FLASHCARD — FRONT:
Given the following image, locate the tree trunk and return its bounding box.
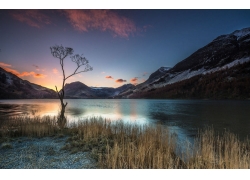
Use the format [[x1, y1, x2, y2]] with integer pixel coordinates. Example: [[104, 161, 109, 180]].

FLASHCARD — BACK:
[[57, 97, 67, 128]]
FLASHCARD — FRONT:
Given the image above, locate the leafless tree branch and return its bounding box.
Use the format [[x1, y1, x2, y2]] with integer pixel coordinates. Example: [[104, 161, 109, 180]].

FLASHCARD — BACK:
[[50, 45, 92, 128]]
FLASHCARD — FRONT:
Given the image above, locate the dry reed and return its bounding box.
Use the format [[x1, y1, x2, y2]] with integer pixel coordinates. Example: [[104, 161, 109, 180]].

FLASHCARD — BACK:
[[1, 116, 249, 169], [185, 127, 250, 168], [69, 118, 184, 168], [0, 116, 60, 138]]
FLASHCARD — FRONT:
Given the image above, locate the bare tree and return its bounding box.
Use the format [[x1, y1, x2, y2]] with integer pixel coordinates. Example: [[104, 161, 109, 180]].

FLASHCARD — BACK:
[[50, 45, 93, 128]]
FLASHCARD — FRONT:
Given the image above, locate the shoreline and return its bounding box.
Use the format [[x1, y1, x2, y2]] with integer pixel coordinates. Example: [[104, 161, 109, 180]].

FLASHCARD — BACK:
[[1, 116, 250, 169], [0, 136, 96, 169]]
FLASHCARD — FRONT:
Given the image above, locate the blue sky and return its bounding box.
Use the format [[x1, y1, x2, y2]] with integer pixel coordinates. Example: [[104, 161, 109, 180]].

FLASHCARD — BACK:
[[0, 9, 250, 89]]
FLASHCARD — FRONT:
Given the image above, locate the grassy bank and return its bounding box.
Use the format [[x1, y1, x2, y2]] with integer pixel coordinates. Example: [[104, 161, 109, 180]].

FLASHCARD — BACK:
[[0, 116, 249, 168]]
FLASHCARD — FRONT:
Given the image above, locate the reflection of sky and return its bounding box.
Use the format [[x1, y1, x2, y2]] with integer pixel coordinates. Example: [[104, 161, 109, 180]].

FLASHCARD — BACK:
[[0, 99, 150, 125], [0, 99, 60, 117], [65, 99, 150, 125], [0, 99, 194, 156], [2, 99, 250, 144]]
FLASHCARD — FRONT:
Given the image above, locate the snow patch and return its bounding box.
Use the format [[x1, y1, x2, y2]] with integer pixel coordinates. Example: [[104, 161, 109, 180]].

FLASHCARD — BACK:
[[233, 28, 250, 40], [158, 67, 171, 73], [166, 68, 206, 85], [144, 57, 250, 90], [167, 57, 250, 84], [91, 87, 103, 90], [204, 57, 250, 74]]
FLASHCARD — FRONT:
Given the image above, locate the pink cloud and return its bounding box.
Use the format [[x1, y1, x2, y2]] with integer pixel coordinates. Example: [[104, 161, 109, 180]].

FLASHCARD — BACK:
[[1, 66, 20, 76], [0, 62, 11, 67], [11, 10, 51, 28], [0, 61, 46, 78], [18, 71, 46, 78], [116, 79, 127, 83], [62, 10, 137, 38], [130, 77, 139, 85], [105, 76, 113, 79], [130, 77, 138, 82], [130, 77, 138, 84], [34, 73, 45, 78]]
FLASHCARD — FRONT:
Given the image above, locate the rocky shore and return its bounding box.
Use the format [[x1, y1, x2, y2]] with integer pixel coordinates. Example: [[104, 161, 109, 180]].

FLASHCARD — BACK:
[[0, 136, 96, 169]]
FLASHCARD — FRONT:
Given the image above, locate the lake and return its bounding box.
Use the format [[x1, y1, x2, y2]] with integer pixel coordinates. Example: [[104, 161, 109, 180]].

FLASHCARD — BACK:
[[1, 99, 250, 143]]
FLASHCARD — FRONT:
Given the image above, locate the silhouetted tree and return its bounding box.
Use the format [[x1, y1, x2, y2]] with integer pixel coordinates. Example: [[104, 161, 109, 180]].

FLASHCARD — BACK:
[[50, 45, 93, 128]]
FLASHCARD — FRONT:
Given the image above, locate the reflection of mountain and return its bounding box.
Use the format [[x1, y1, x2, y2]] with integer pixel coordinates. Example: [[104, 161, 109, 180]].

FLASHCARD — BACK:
[[0, 67, 57, 99], [64, 81, 135, 99], [116, 27, 250, 99], [66, 107, 85, 116]]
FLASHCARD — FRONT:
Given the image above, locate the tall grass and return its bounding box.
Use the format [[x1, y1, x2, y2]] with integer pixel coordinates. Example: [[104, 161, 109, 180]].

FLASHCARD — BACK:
[[1, 116, 249, 168], [0, 116, 61, 138], [186, 127, 250, 168], [70, 118, 183, 168]]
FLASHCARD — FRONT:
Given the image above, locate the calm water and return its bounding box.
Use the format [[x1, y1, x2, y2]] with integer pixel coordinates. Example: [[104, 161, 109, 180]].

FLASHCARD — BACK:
[[1, 99, 250, 142]]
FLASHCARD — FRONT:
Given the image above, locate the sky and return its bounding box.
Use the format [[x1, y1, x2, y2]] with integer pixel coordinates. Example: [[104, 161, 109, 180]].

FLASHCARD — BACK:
[[0, 8, 250, 90]]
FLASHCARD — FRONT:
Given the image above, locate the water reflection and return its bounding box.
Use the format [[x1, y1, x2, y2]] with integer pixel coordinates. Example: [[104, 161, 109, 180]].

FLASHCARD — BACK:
[[1, 99, 250, 141], [66, 107, 85, 116]]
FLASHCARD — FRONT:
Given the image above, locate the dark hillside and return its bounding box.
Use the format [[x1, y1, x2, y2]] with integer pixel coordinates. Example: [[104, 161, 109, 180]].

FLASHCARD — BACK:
[[130, 61, 250, 99]]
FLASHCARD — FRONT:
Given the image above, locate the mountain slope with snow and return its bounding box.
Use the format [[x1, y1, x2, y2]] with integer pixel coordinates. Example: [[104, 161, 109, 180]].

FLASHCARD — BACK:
[[129, 61, 250, 99], [117, 27, 250, 98]]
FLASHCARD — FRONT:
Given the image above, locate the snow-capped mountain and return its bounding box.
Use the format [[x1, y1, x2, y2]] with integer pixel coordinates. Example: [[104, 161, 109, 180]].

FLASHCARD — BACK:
[[64, 81, 134, 99], [0, 67, 57, 99], [117, 27, 250, 98], [0, 66, 134, 99]]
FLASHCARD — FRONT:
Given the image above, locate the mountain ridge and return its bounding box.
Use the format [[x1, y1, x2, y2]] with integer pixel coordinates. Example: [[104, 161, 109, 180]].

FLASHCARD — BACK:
[[1, 27, 250, 99], [64, 81, 134, 99], [0, 67, 57, 99], [0, 67, 135, 99], [116, 27, 250, 98]]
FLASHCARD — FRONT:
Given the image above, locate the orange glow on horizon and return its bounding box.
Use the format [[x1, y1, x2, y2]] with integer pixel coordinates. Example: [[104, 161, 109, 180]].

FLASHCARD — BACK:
[[0, 62, 46, 79]]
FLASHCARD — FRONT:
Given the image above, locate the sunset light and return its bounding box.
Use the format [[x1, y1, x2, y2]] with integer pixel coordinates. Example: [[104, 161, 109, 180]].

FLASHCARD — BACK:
[[1, 5, 250, 171], [1, 9, 250, 90]]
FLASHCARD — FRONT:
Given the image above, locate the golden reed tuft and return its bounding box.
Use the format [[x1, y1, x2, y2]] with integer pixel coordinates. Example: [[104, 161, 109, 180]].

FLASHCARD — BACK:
[[0, 116, 249, 168]]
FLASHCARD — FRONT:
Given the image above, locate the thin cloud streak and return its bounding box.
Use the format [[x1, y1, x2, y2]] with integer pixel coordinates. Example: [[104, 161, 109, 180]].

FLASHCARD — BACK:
[[63, 10, 137, 38], [105, 76, 113, 79], [116, 79, 127, 83], [0, 61, 46, 78], [11, 10, 51, 28], [0, 62, 11, 67], [19, 71, 46, 78]]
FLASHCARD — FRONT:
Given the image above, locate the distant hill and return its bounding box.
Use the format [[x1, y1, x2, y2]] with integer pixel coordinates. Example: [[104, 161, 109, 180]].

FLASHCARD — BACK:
[[130, 61, 250, 99], [116, 27, 250, 99], [0, 67, 135, 99], [0, 67, 57, 99], [1, 27, 250, 100], [64, 81, 134, 99]]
